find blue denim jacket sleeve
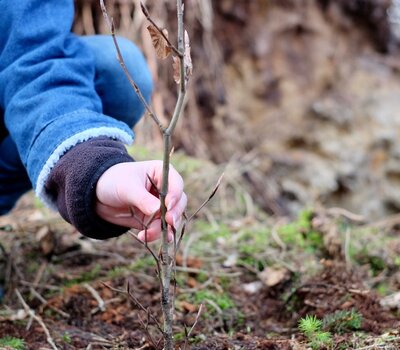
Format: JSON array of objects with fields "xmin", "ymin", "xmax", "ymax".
[{"xmin": 0, "ymin": 0, "xmax": 134, "ymax": 207}]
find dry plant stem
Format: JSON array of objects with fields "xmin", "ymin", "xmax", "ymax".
[
  {"xmin": 140, "ymin": 2, "xmax": 182, "ymax": 58},
  {"xmin": 15, "ymin": 289, "xmax": 59, "ymax": 350},
  {"xmin": 99, "ymin": 0, "xmax": 164, "ymax": 131},
  {"xmin": 183, "ymin": 304, "xmax": 203, "ymax": 350},
  {"xmin": 157, "ymin": 2, "xmax": 186, "ymax": 348},
  {"xmin": 100, "ymin": 1, "xmax": 187, "ymax": 348}
]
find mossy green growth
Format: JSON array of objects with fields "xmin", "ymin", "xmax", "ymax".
[
  {"xmin": 61, "ymin": 332, "xmax": 72, "ymax": 344},
  {"xmin": 194, "ymin": 220, "xmax": 231, "ymax": 243},
  {"xmin": 237, "ymin": 227, "xmax": 270, "ymax": 254},
  {"xmin": 192, "ymin": 290, "xmax": 235, "ymax": 311},
  {"xmin": 107, "ymin": 256, "xmax": 156, "ymax": 279},
  {"xmin": 64, "ymin": 264, "xmax": 102, "ymax": 287},
  {"xmin": 0, "ymin": 336, "xmax": 25, "ymax": 350},
  {"xmin": 278, "ymin": 209, "xmax": 323, "ymax": 251}
]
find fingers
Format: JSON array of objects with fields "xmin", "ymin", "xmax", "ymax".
[
  {"xmin": 137, "ymin": 219, "xmax": 161, "ymax": 242},
  {"xmin": 123, "ymin": 184, "xmax": 160, "ymax": 216},
  {"xmin": 166, "ymin": 192, "xmax": 187, "ymax": 228},
  {"xmin": 165, "ymin": 165, "xmax": 184, "ymax": 211},
  {"xmin": 137, "ymin": 220, "xmax": 174, "ymax": 243},
  {"xmin": 95, "ymin": 202, "xmax": 145, "ymax": 229},
  {"xmin": 96, "ymin": 161, "xmax": 187, "ymax": 242}
]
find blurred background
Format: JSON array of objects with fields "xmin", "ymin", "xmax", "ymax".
[{"xmin": 74, "ymin": 0, "xmax": 400, "ymax": 220}]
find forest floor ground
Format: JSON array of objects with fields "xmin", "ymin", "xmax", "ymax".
[{"xmin": 0, "ymin": 148, "xmax": 400, "ymax": 350}]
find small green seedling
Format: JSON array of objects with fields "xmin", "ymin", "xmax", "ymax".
[
  {"xmin": 0, "ymin": 336, "xmax": 25, "ymax": 350},
  {"xmin": 299, "ymin": 314, "xmax": 332, "ymax": 350},
  {"xmin": 323, "ymin": 309, "xmax": 362, "ymax": 334}
]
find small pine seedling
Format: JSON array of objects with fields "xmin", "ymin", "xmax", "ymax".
[
  {"xmin": 299, "ymin": 315, "xmax": 332, "ymax": 350},
  {"xmin": 0, "ymin": 336, "xmax": 25, "ymax": 350},
  {"xmin": 323, "ymin": 309, "xmax": 362, "ymax": 334}
]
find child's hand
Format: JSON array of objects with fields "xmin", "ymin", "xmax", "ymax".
[{"xmin": 95, "ymin": 160, "xmax": 187, "ymax": 242}]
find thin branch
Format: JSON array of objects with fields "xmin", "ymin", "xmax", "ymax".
[
  {"xmin": 100, "ymin": 1, "xmax": 195, "ymax": 349},
  {"xmin": 15, "ymin": 289, "xmax": 59, "ymax": 350},
  {"xmin": 184, "ymin": 304, "xmax": 203, "ymax": 344},
  {"xmin": 185, "ymin": 172, "xmax": 224, "ymax": 223},
  {"xmin": 30, "ymin": 288, "xmax": 70, "ymax": 319},
  {"xmin": 136, "ymin": 312, "xmax": 160, "ymax": 349},
  {"xmin": 99, "ymin": 0, "xmax": 165, "ymax": 131},
  {"xmin": 140, "ymin": 2, "xmax": 182, "ymax": 58},
  {"xmin": 83, "ymin": 283, "xmax": 106, "ymax": 314},
  {"xmin": 128, "ymin": 230, "xmax": 163, "ymax": 288},
  {"xmin": 102, "ymin": 282, "xmax": 164, "ymax": 334}
]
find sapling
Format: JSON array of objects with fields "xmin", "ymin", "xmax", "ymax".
[
  {"xmin": 99, "ymin": 1, "xmax": 217, "ymax": 349},
  {"xmin": 298, "ymin": 314, "xmax": 333, "ymax": 350}
]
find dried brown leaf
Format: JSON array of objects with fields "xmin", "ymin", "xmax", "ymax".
[
  {"xmin": 258, "ymin": 266, "xmax": 290, "ymax": 287},
  {"xmin": 36, "ymin": 226, "xmax": 55, "ymax": 256},
  {"xmin": 172, "ymin": 55, "xmax": 181, "ymax": 84},
  {"xmin": 147, "ymin": 24, "xmax": 172, "ymax": 59}
]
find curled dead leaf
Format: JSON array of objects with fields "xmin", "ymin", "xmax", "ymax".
[
  {"xmin": 184, "ymin": 30, "xmax": 193, "ymax": 80},
  {"xmin": 36, "ymin": 226, "xmax": 55, "ymax": 256},
  {"xmin": 172, "ymin": 55, "xmax": 181, "ymax": 84},
  {"xmin": 147, "ymin": 24, "xmax": 172, "ymax": 59},
  {"xmin": 179, "ymin": 300, "xmax": 198, "ymax": 313}
]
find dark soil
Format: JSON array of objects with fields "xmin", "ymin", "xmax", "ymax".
[{"xmin": 1, "ymin": 225, "xmax": 399, "ymax": 349}]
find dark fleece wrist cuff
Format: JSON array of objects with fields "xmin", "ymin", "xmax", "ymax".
[{"xmin": 45, "ymin": 136, "xmax": 134, "ymax": 239}]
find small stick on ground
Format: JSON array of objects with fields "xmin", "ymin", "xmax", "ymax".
[
  {"xmin": 83, "ymin": 283, "xmax": 106, "ymax": 314},
  {"xmin": 15, "ymin": 289, "xmax": 59, "ymax": 350},
  {"xmin": 183, "ymin": 303, "xmax": 203, "ymax": 350}
]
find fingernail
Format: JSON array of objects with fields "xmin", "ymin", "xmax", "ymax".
[
  {"xmin": 168, "ymin": 232, "xmax": 174, "ymax": 242},
  {"xmin": 172, "ymin": 213, "xmax": 178, "ymax": 227},
  {"xmin": 138, "ymin": 231, "xmax": 145, "ymax": 242},
  {"xmin": 173, "ymin": 214, "xmax": 182, "ymax": 228},
  {"xmin": 167, "ymin": 197, "xmax": 176, "ymax": 211}
]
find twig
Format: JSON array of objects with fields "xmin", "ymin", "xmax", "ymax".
[
  {"xmin": 100, "ymin": 1, "xmax": 195, "ymax": 349},
  {"xmin": 136, "ymin": 311, "xmax": 160, "ymax": 350},
  {"xmin": 99, "ymin": 0, "xmax": 164, "ymax": 131},
  {"xmin": 102, "ymin": 282, "xmax": 164, "ymax": 335},
  {"xmin": 184, "ymin": 172, "xmax": 224, "ymax": 223},
  {"xmin": 83, "ymin": 283, "xmax": 106, "ymax": 314},
  {"xmin": 140, "ymin": 2, "xmax": 182, "ymax": 58},
  {"xmin": 15, "ymin": 289, "xmax": 59, "ymax": 350},
  {"xmin": 185, "ymin": 304, "xmax": 204, "ymax": 346},
  {"xmin": 327, "ymin": 207, "xmax": 365, "ymax": 223},
  {"xmin": 19, "ymin": 280, "xmax": 61, "ymax": 291},
  {"xmin": 354, "ymin": 337, "xmax": 400, "ymax": 350},
  {"xmin": 128, "ymin": 230, "xmax": 163, "ymax": 288},
  {"xmin": 30, "ymin": 288, "xmax": 70, "ymax": 318}
]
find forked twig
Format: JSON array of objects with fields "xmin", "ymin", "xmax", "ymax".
[
  {"xmin": 100, "ymin": 1, "xmax": 195, "ymax": 348},
  {"xmin": 140, "ymin": 2, "xmax": 182, "ymax": 58},
  {"xmin": 99, "ymin": 0, "xmax": 164, "ymax": 131},
  {"xmin": 15, "ymin": 289, "xmax": 59, "ymax": 350},
  {"xmin": 83, "ymin": 283, "xmax": 106, "ymax": 314}
]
